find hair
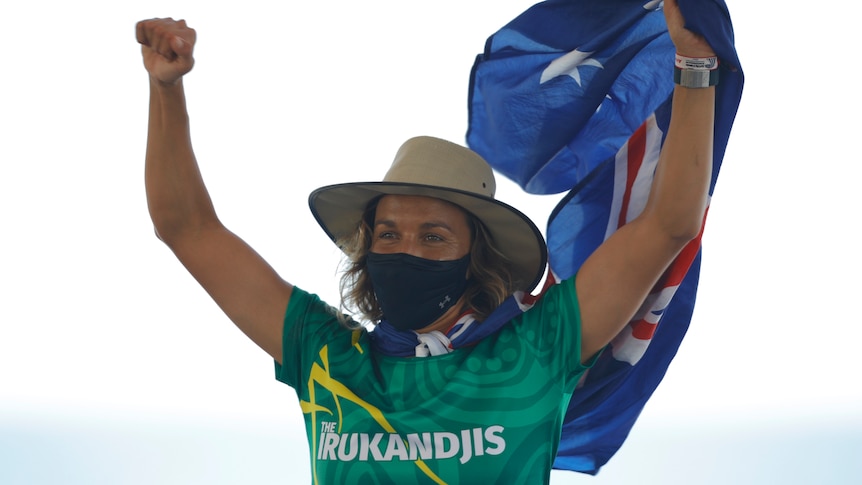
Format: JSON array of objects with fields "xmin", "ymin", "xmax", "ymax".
[{"xmin": 336, "ymin": 197, "xmax": 515, "ymax": 328}]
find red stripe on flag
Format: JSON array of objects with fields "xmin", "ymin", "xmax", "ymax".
[
  {"xmin": 618, "ymin": 122, "xmax": 648, "ymax": 228},
  {"xmin": 631, "ymin": 318, "xmax": 657, "ymax": 340},
  {"xmin": 664, "ymin": 207, "xmax": 709, "ymax": 287},
  {"xmin": 523, "ymin": 268, "xmax": 557, "ymax": 305}
]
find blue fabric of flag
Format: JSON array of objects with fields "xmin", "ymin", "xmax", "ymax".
[{"xmin": 466, "ymin": 0, "xmax": 743, "ymax": 475}]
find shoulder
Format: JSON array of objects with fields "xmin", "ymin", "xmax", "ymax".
[
  {"xmin": 284, "ymin": 287, "xmax": 365, "ymax": 345},
  {"xmin": 285, "ymin": 286, "xmax": 341, "ymax": 323},
  {"xmin": 505, "ymin": 276, "xmax": 590, "ymax": 372},
  {"xmin": 278, "ymin": 286, "xmax": 368, "ymax": 386},
  {"xmin": 517, "ymin": 275, "xmax": 580, "ymax": 329}
]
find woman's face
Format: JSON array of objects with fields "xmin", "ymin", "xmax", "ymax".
[{"xmin": 370, "ymin": 195, "xmax": 472, "ymax": 261}]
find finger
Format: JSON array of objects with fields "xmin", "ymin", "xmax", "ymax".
[
  {"xmin": 135, "ymin": 18, "xmax": 155, "ymax": 46},
  {"xmin": 171, "ymin": 22, "xmax": 196, "ymax": 59},
  {"xmin": 136, "ymin": 18, "xmax": 186, "ymax": 58},
  {"xmin": 136, "ymin": 18, "xmax": 171, "ymax": 47},
  {"xmin": 150, "ymin": 30, "xmax": 176, "ymax": 60}
]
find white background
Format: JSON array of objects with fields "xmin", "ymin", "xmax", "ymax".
[{"xmin": 2, "ymin": 1, "xmax": 860, "ymax": 483}]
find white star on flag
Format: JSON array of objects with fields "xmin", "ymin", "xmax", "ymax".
[{"xmin": 539, "ymin": 48, "xmax": 604, "ymax": 86}]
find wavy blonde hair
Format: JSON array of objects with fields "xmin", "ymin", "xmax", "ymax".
[{"xmin": 336, "ymin": 197, "xmax": 515, "ymax": 328}]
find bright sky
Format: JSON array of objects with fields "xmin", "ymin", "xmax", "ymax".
[{"xmin": 2, "ymin": 1, "xmax": 861, "ymax": 484}]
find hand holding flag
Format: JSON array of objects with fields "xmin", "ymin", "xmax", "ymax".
[{"xmin": 663, "ymin": 0, "xmax": 715, "ymax": 58}]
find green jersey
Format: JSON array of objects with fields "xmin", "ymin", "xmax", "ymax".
[{"xmin": 275, "ymin": 277, "xmax": 591, "ymax": 484}]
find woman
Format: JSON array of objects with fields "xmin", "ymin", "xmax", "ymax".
[{"xmin": 137, "ymin": 1, "xmax": 716, "ymax": 482}]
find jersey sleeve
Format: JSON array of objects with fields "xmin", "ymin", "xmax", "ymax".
[
  {"xmin": 274, "ymin": 286, "xmax": 347, "ymax": 389},
  {"xmin": 513, "ymin": 276, "xmax": 597, "ymax": 391}
]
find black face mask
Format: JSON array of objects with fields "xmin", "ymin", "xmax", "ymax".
[{"xmin": 366, "ymin": 252, "xmax": 471, "ymax": 332}]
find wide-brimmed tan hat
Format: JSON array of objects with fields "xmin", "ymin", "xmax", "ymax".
[{"xmin": 309, "ymin": 136, "xmax": 547, "ymax": 292}]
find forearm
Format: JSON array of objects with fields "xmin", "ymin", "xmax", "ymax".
[
  {"xmin": 645, "ymin": 85, "xmax": 715, "ymax": 241},
  {"xmin": 145, "ymin": 78, "xmax": 218, "ymax": 245}
]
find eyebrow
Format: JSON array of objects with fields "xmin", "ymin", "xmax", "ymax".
[{"xmin": 374, "ymin": 219, "xmax": 455, "ymax": 232}]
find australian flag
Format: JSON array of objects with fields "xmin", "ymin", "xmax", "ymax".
[{"xmin": 467, "ymin": 0, "xmax": 743, "ymax": 475}]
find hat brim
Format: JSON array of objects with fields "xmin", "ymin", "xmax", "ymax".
[{"xmin": 309, "ymin": 182, "xmax": 547, "ymax": 292}]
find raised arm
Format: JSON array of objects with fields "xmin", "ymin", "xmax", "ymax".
[
  {"xmin": 575, "ymin": 0, "xmax": 716, "ymax": 362},
  {"xmin": 138, "ymin": 18, "xmax": 291, "ymax": 363}
]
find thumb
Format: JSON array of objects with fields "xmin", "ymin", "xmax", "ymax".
[{"xmin": 171, "ymin": 35, "xmax": 193, "ymax": 59}]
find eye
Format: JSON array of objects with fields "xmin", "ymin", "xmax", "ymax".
[
  {"xmin": 424, "ymin": 233, "xmax": 444, "ymax": 242},
  {"xmin": 376, "ymin": 231, "xmax": 396, "ymax": 239}
]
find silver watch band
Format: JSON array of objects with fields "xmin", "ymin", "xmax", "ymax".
[{"xmin": 673, "ymin": 67, "xmax": 719, "ymax": 88}]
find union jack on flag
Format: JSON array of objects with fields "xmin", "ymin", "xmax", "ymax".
[{"xmin": 466, "ymin": 0, "xmax": 743, "ymax": 474}]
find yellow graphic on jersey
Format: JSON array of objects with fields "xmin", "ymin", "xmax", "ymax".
[{"xmin": 300, "ymin": 345, "xmax": 447, "ymax": 485}]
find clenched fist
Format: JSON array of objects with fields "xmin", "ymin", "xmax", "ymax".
[
  {"xmin": 663, "ymin": 0, "xmax": 715, "ymax": 58},
  {"xmin": 136, "ymin": 18, "xmax": 197, "ymax": 85}
]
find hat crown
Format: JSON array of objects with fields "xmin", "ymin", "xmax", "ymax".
[{"xmin": 384, "ymin": 136, "xmax": 496, "ymax": 197}]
